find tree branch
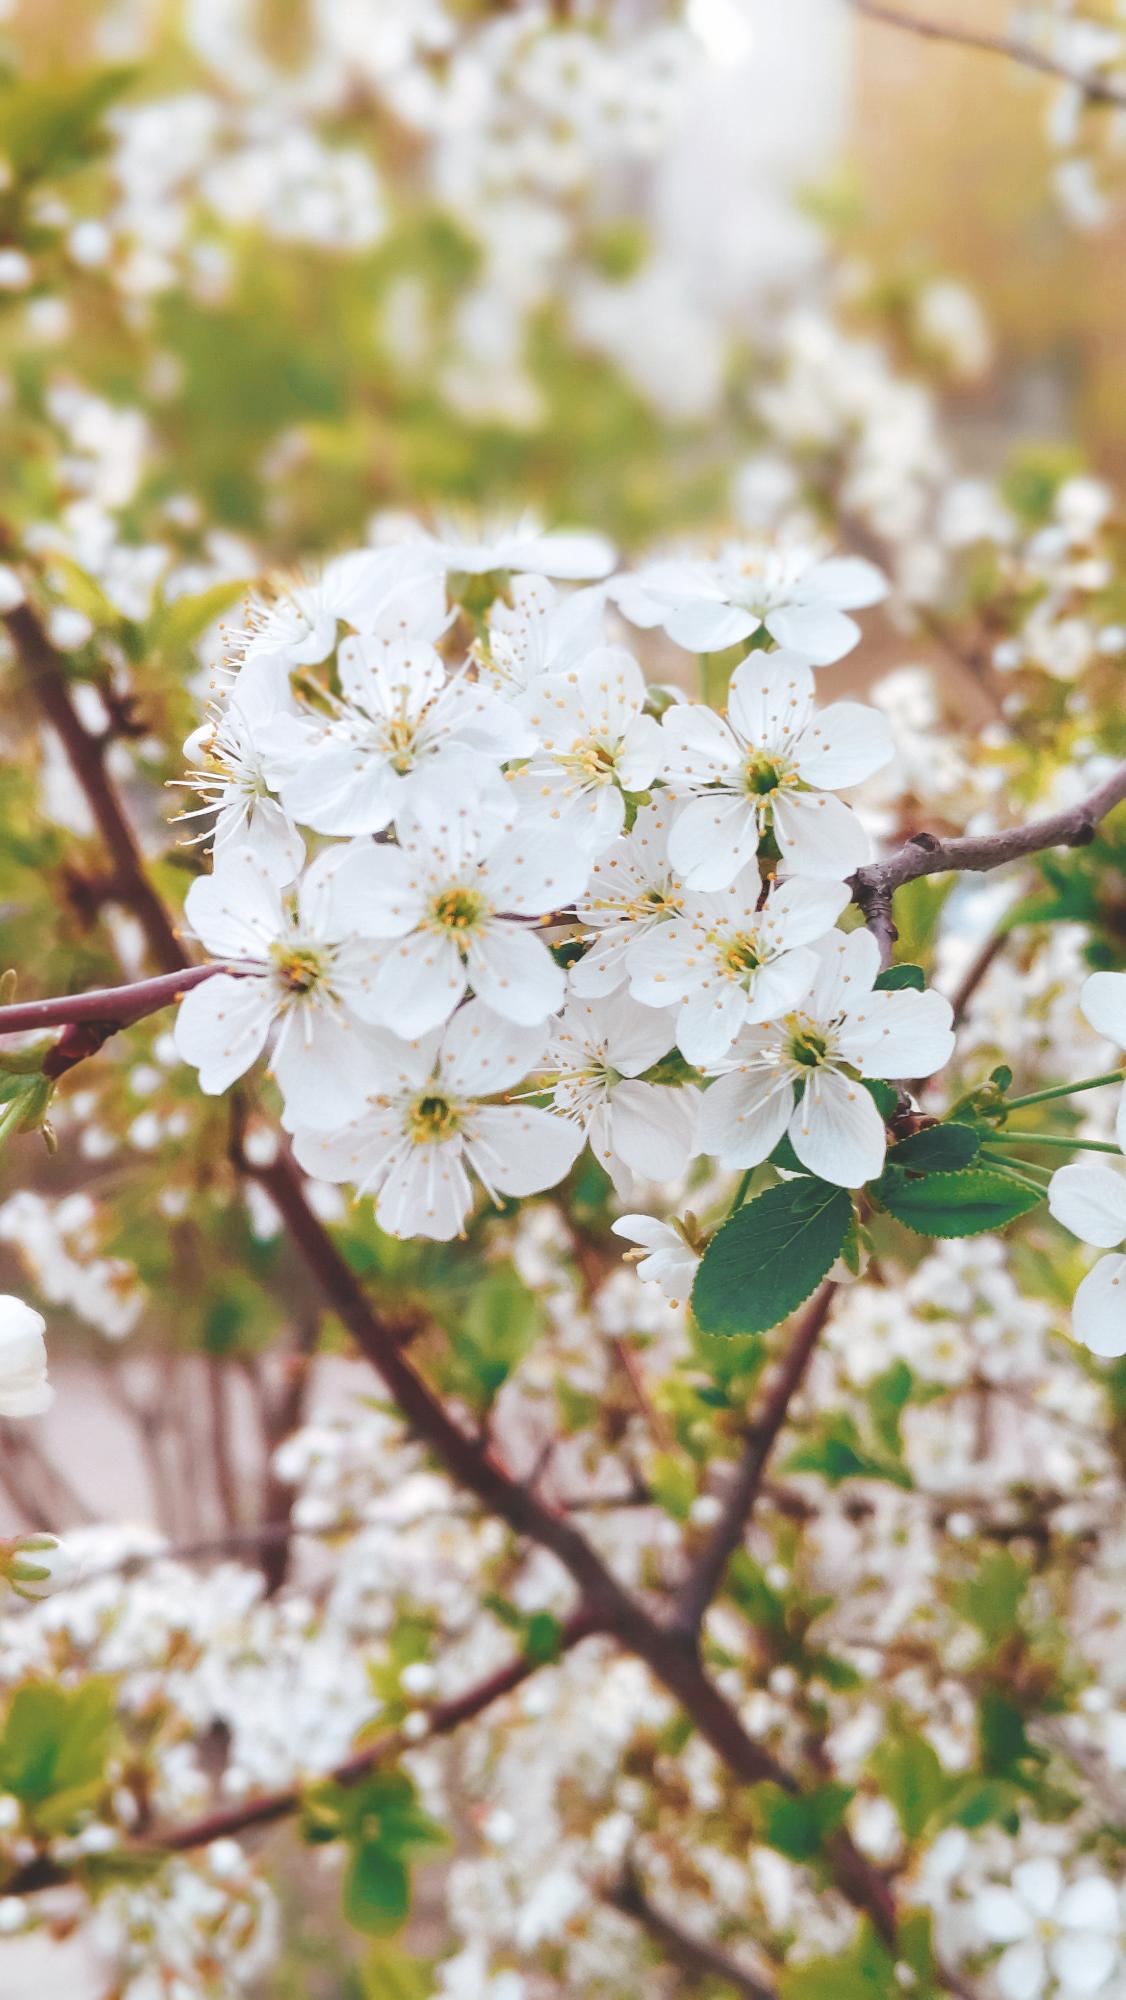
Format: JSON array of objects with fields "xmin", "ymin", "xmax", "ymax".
[
  {"xmin": 849, "ymin": 0, "xmax": 1126, "ymax": 110},
  {"xmin": 0, "ymin": 964, "xmax": 224, "ymax": 1038},
  {"xmin": 3, "ymin": 604, "xmax": 187, "ymax": 975},
  {"xmin": 671, "ymin": 1284, "xmax": 836, "ymax": 1643},
  {"xmin": 608, "ymin": 1866, "xmax": 777, "ymax": 2000},
  {"xmin": 852, "ymin": 762, "xmax": 1126, "ymax": 952},
  {"xmin": 3, "ymin": 1605, "xmax": 605, "ymax": 1893},
  {"xmin": 2, "ymin": 597, "xmax": 899, "ymax": 1949}
]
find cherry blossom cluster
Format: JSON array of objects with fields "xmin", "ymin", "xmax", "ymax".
[{"xmin": 170, "ymin": 520, "xmax": 962, "ymax": 1240}]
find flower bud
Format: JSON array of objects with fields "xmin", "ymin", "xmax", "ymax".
[
  {"xmin": 0, "ymin": 1297, "xmax": 52, "ymax": 1418},
  {"xmin": 5, "ymin": 1534, "xmax": 79, "ymax": 1599}
]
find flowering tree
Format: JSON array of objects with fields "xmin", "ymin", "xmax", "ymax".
[{"xmin": 5, "ymin": 4, "xmax": 1126, "ymax": 1998}]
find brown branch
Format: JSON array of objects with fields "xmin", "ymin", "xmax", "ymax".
[
  {"xmin": 4, "ymin": 604, "xmax": 186, "ymax": 974},
  {"xmin": 671, "ymin": 1284, "xmax": 836, "ymax": 1644},
  {"xmin": 608, "ymin": 1866, "xmax": 776, "ymax": 2000},
  {"xmin": 849, "ymin": 0, "xmax": 1126, "ymax": 109},
  {"xmin": 3, "ymin": 1605, "xmax": 605, "ymax": 1893},
  {"xmin": 852, "ymin": 762, "xmax": 1126, "ymax": 939},
  {"xmin": 0, "ymin": 965, "xmax": 223, "ymax": 1036},
  {"xmin": 3, "ymin": 602, "xmax": 899, "ymax": 1947}
]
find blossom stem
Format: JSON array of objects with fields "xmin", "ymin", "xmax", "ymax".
[
  {"xmin": 848, "ymin": 0, "xmax": 1126, "ymax": 112},
  {"xmin": 989, "ymin": 1131, "xmax": 1123, "ymax": 1155},
  {"xmin": 978, "ymin": 1152, "xmax": 1051, "ymax": 1194},
  {"xmin": 1003, "ymin": 1072, "xmax": 1124, "ymax": 1112}
]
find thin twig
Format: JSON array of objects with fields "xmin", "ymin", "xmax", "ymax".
[
  {"xmin": 608, "ymin": 1866, "xmax": 777, "ymax": 2000},
  {"xmin": 849, "ymin": 0, "xmax": 1126, "ymax": 110},
  {"xmin": 671, "ymin": 1284, "xmax": 836, "ymax": 1643},
  {"xmin": 852, "ymin": 762, "xmax": 1126, "ymax": 938}
]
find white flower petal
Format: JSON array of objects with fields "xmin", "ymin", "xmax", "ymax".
[
  {"xmin": 668, "ymin": 794, "xmax": 761, "ymax": 891},
  {"xmin": 464, "ymin": 924, "xmax": 564, "ymax": 1025},
  {"xmin": 773, "ymin": 790, "xmax": 872, "ymax": 879},
  {"xmin": 974, "ymin": 1887, "xmax": 1035, "ymax": 1944},
  {"xmin": 697, "ymin": 1069, "xmax": 795, "ymax": 1168},
  {"xmin": 837, "ymin": 988, "xmax": 955, "ymax": 1080},
  {"xmin": 1073, "ymin": 1253, "xmax": 1126, "ymax": 1357},
  {"xmin": 1050, "ymin": 1931, "xmax": 1117, "ymax": 1994},
  {"xmin": 440, "ymin": 1000, "xmax": 547, "ymax": 1098},
  {"xmin": 793, "ymin": 701, "xmax": 895, "ymax": 788},
  {"xmin": 1048, "ymin": 1163, "xmax": 1126, "ymax": 1248},
  {"xmin": 1081, "ymin": 970, "xmax": 1126, "ymax": 1046},
  {"xmin": 765, "ymin": 600, "xmax": 862, "ymax": 663},
  {"xmin": 608, "ymin": 1080, "xmax": 698, "ymax": 1181},
  {"xmin": 373, "ymin": 931, "xmax": 467, "ymax": 1035},
  {"xmin": 1056, "ymin": 1877, "xmax": 1121, "ymax": 1934},
  {"xmin": 468, "ymin": 1104, "xmax": 583, "ymax": 1195},
  {"xmin": 790, "ymin": 1069, "xmax": 887, "ymax": 1188},
  {"xmin": 995, "ymin": 1939, "xmax": 1046, "ymax": 2000},
  {"xmin": 174, "ymin": 974, "xmax": 272, "ymax": 1095}
]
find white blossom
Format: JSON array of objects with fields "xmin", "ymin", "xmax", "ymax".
[
  {"xmin": 0, "ymin": 1297, "xmax": 53, "ymax": 1418},
  {"xmin": 290, "ymin": 1002, "xmax": 583, "ymax": 1240},
  {"xmin": 610, "ymin": 1214, "xmax": 700, "ymax": 1308},
  {"xmin": 698, "ymin": 929, "xmax": 955, "ymax": 1188},
  {"xmin": 660, "ymin": 650, "xmax": 893, "ymax": 888},
  {"xmin": 541, "ymin": 992, "xmax": 697, "ymax": 1200},
  {"xmin": 614, "ymin": 541, "xmax": 887, "ymax": 661},
  {"xmin": 627, "ymin": 867, "xmax": 849, "ymax": 1065}
]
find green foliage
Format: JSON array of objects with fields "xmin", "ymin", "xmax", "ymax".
[
  {"xmin": 780, "ymin": 1915, "xmax": 941, "ymax": 2000},
  {"xmin": 873, "ymin": 962, "xmax": 926, "ymax": 991},
  {"xmin": 750, "ymin": 1780, "xmax": 853, "ymax": 1861},
  {"xmin": 302, "ymin": 1771, "xmax": 446, "ymax": 1940},
  {"xmin": 884, "ymin": 1124, "xmax": 981, "ymax": 1173},
  {"xmin": 869, "ymin": 1732, "xmax": 953, "ymax": 1842},
  {"xmin": 954, "ymin": 1549, "xmax": 1029, "ymax": 1645},
  {"xmin": 0, "ymin": 66, "xmax": 136, "ymax": 185},
  {"xmin": 875, "ymin": 1166, "xmax": 1042, "ymax": 1237},
  {"xmin": 785, "ymin": 1412, "xmax": 912, "ymax": 1490},
  {"xmin": 446, "ymin": 1264, "xmax": 545, "ymax": 1409},
  {"xmin": 691, "ymin": 1178, "xmax": 852, "ymax": 1337},
  {"xmin": 485, "ymin": 1596, "xmax": 565, "ymax": 1666},
  {"xmin": 0, "ymin": 1680, "xmax": 117, "ymax": 1834},
  {"xmin": 357, "ymin": 1942, "xmax": 437, "ymax": 2000}
]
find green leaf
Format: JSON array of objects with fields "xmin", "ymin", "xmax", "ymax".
[
  {"xmin": 780, "ymin": 1919, "xmax": 900, "ymax": 2000},
  {"xmin": 691, "ymin": 1178, "xmax": 852, "ymax": 1337},
  {"xmin": 877, "ymin": 1167, "xmax": 1041, "ymax": 1238},
  {"xmin": 359, "ymin": 1943, "xmax": 436, "ymax": 2000},
  {"xmin": 874, "ymin": 963, "xmax": 926, "ymax": 991},
  {"xmin": 867, "ymin": 1361, "xmax": 915, "ymax": 1457},
  {"xmin": 0, "ymin": 1680, "xmax": 116, "ymax": 1832},
  {"xmin": 954, "ymin": 1550, "xmax": 1027, "ymax": 1644},
  {"xmin": 452, "ymin": 1265, "xmax": 543, "ymax": 1407},
  {"xmin": 785, "ymin": 1414, "xmax": 912, "ymax": 1490},
  {"xmin": 862, "ymin": 1078, "xmax": 900, "ymax": 1121},
  {"xmin": 147, "ymin": 579, "xmax": 248, "ymax": 659},
  {"xmin": 0, "ymin": 66, "xmax": 137, "ymax": 182},
  {"xmin": 345, "ymin": 1843, "xmax": 411, "ymax": 1937},
  {"xmin": 870, "ymin": 1733, "xmax": 950, "ymax": 1842},
  {"xmin": 978, "ymin": 1690, "xmax": 1040, "ymax": 1780},
  {"xmin": 885, "ymin": 1124, "xmax": 980, "ymax": 1174},
  {"xmin": 751, "ymin": 1780, "xmax": 853, "ymax": 1860}
]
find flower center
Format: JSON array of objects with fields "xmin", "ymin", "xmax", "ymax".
[
  {"xmin": 570, "ymin": 738, "xmax": 619, "ymax": 784},
  {"xmin": 786, "ymin": 1020, "xmax": 830, "ymax": 1068},
  {"xmin": 406, "ymin": 1093, "xmax": 462, "ymax": 1146},
  {"xmin": 742, "ymin": 752, "xmax": 787, "ymax": 797},
  {"xmin": 382, "ymin": 714, "xmax": 418, "ymax": 775},
  {"xmin": 271, "ymin": 943, "xmax": 327, "ymax": 995},
  {"xmin": 431, "ymin": 887, "xmax": 485, "ymax": 936},
  {"xmin": 719, "ymin": 933, "xmax": 762, "ymax": 982}
]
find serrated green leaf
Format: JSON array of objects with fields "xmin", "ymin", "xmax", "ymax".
[
  {"xmin": 878, "ymin": 1167, "xmax": 1041, "ymax": 1238},
  {"xmin": 885, "ymin": 1124, "xmax": 980, "ymax": 1174},
  {"xmin": 345, "ymin": 1843, "xmax": 411, "ymax": 1936},
  {"xmin": 0, "ymin": 66, "xmax": 136, "ymax": 182},
  {"xmin": 691, "ymin": 1178, "xmax": 851, "ymax": 1337},
  {"xmin": 0, "ymin": 1680, "xmax": 116, "ymax": 1831},
  {"xmin": 874, "ymin": 963, "xmax": 926, "ymax": 991},
  {"xmin": 862, "ymin": 1078, "xmax": 900, "ymax": 1121}
]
